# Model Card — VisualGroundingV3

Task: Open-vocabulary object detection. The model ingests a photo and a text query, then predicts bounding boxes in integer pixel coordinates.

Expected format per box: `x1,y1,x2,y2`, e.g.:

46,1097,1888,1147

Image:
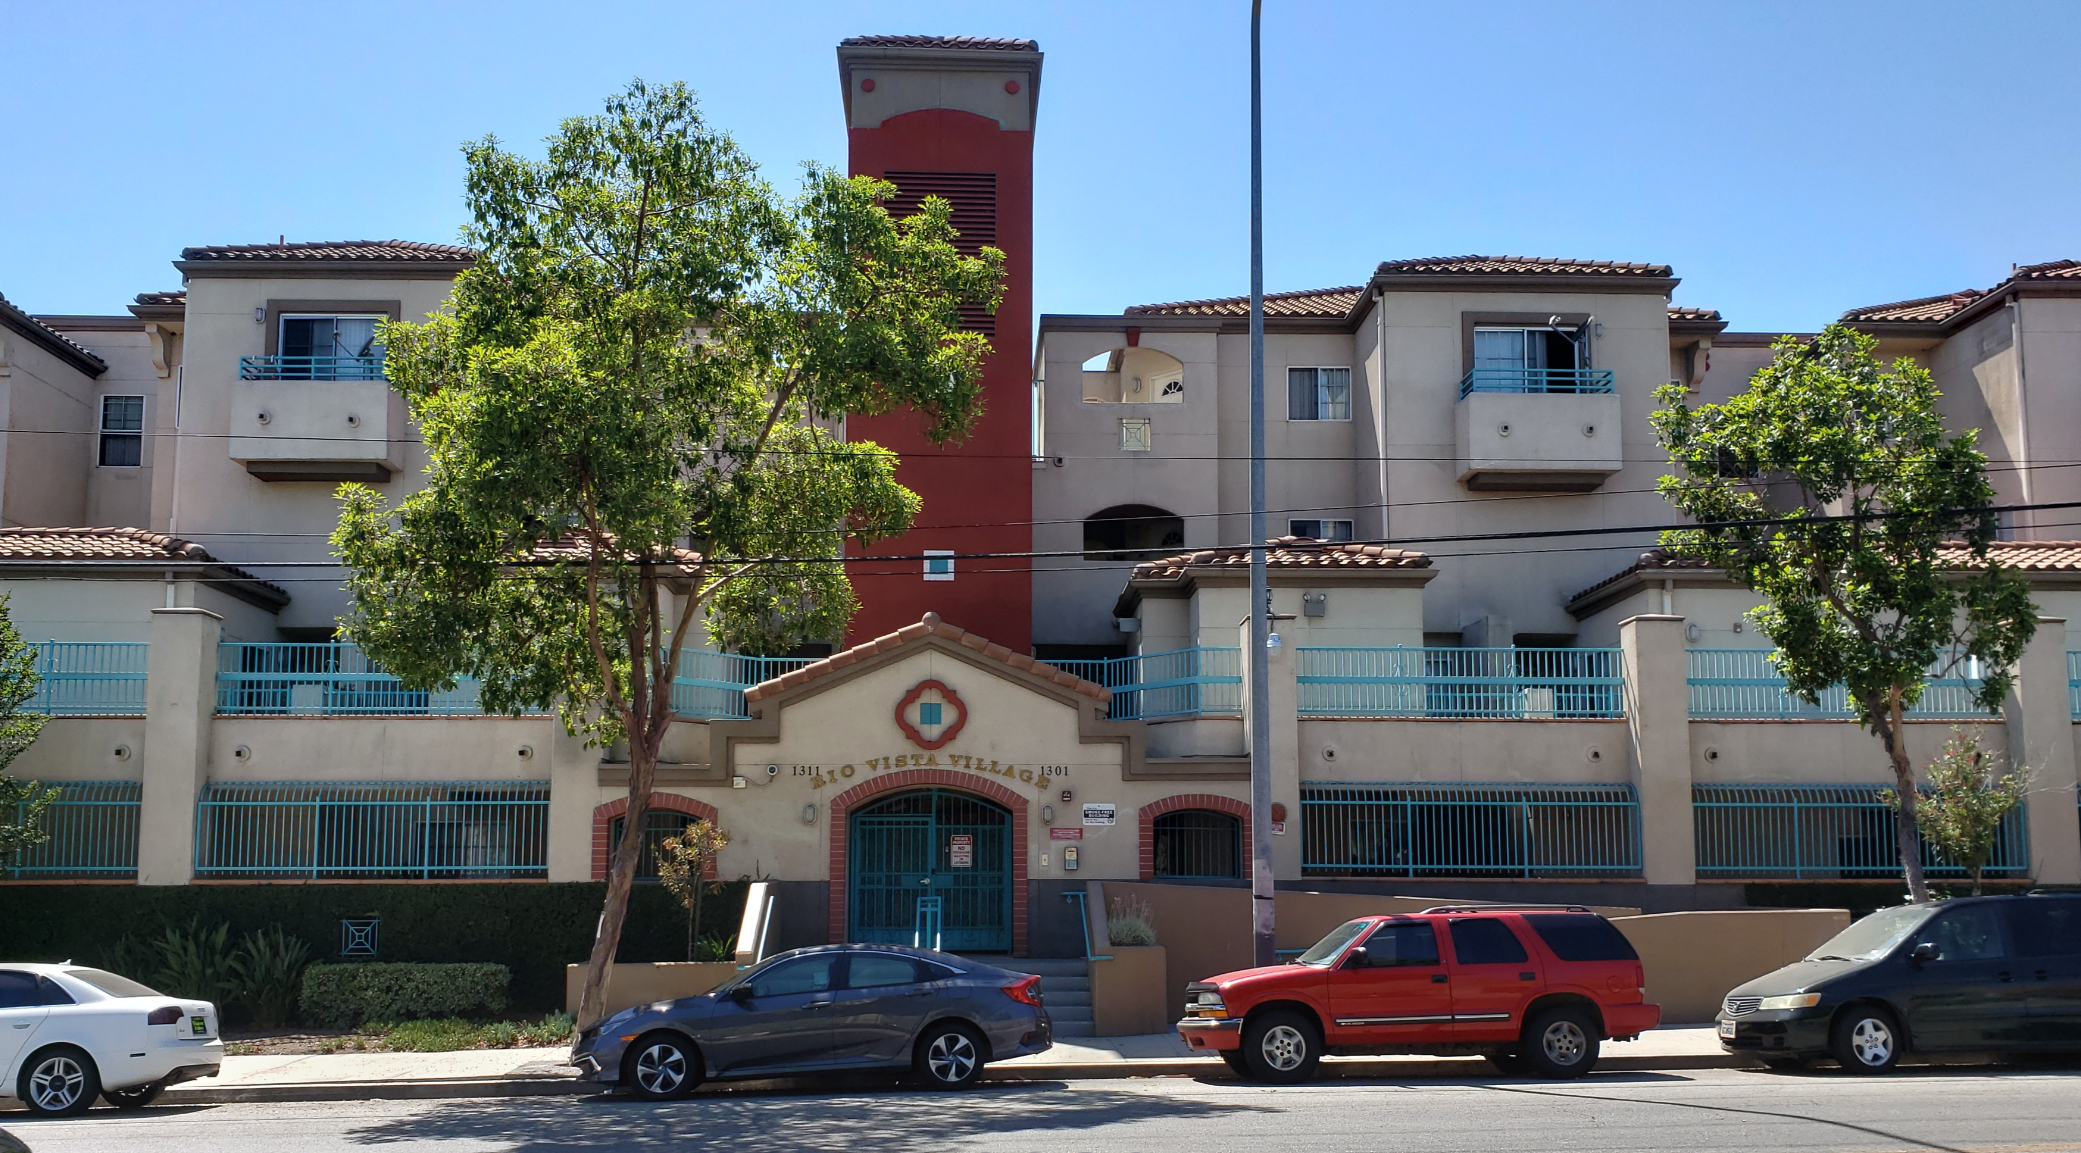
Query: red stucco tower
835,36,1040,651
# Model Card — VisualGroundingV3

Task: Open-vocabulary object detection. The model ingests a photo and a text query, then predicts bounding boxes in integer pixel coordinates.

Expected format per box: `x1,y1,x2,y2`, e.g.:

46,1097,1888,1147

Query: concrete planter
1090,946,1169,1036
564,961,739,1018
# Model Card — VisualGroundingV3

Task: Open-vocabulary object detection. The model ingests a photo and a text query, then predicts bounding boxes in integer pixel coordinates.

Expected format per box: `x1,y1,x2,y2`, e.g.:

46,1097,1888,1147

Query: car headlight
1758,993,1822,1011
1192,990,1227,1017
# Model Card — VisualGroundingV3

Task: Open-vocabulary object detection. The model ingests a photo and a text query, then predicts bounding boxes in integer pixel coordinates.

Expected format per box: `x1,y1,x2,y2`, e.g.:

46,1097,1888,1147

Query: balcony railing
1687,648,1995,719
672,650,819,718
1457,367,1615,399
217,643,531,716
193,780,549,879
1693,783,2029,879
1301,782,1642,878
238,354,386,382
4,781,141,879
1049,647,1241,721
1297,647,1625,719
27,642,148,716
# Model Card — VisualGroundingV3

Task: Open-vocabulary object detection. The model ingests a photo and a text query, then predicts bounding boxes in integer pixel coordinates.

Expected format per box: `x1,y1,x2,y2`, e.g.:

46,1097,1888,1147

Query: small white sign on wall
1082,803,1116,827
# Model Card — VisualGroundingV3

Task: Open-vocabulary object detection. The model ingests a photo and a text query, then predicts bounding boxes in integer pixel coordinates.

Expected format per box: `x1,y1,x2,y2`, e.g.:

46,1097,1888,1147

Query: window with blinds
882,171,998,334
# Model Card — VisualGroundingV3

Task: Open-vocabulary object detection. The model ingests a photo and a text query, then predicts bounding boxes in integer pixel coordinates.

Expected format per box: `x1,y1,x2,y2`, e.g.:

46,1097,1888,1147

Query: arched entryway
847,788,1013,953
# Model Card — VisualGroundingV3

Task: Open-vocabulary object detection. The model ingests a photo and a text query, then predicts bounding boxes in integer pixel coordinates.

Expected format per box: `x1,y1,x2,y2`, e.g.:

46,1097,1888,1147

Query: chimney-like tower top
836,35,1044,131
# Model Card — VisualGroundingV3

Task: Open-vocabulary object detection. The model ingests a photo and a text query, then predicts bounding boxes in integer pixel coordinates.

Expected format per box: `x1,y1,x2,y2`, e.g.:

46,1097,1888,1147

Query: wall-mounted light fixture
800,804,817,825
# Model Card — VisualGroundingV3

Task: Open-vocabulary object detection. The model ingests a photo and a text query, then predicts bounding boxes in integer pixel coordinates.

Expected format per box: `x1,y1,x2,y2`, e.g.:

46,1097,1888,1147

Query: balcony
1297,646,1625,718
1454,371,1622,493
229,359,406,482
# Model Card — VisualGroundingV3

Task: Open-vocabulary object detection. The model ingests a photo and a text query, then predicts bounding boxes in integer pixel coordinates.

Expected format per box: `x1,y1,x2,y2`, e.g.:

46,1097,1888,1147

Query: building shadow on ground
345,1081,1276,1152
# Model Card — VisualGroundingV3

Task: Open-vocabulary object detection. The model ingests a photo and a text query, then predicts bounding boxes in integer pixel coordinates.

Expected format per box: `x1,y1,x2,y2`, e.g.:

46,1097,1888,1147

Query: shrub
233,927,313,1029
154,919,241,1005
300,963,510,1029
1107,894,1157,947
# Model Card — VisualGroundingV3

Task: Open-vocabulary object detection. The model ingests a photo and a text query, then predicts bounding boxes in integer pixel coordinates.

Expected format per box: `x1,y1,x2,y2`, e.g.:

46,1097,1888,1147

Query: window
1119,417,1151,451
845,953,921,989
66,968,159,999
1449,919,1530,966
278,315,384,379
1081,347,1184,404
923,550,954,582
2004,898,2081,958
1152,809,1242,879
1521,914,1639,962
1471,326,1585,392
746,954,837,999
0,971,40,1009
1287,519,1353,543
1084,504,1184,561
99,395,144,467
1916,906,2006,962
1357,920,1439,966
1286,367,1350,421
609,811,701,881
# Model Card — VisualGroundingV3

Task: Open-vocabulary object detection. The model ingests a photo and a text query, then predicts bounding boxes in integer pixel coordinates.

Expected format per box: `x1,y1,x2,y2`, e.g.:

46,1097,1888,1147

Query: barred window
1152,809,1242,879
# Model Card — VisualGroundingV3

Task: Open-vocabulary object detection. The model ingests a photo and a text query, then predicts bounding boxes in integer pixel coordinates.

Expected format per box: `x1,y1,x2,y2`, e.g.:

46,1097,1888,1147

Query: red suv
1177,906,1660,1081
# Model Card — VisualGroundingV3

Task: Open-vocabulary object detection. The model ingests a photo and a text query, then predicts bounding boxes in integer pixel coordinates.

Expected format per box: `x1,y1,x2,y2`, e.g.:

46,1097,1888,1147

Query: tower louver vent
883,171,998,335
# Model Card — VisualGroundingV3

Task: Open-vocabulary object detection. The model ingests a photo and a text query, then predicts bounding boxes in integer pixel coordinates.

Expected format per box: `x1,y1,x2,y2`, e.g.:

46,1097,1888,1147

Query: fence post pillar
544,721,598,882
1240,620,1301,880
137,607,221,885
1620,614,1694,888
2006,616,2081,885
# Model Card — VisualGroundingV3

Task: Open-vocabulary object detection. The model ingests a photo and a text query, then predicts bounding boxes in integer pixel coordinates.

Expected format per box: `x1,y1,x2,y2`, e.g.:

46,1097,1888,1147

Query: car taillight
1635,963,1646,990
147,1006,183,1026
1003,975,1043,1006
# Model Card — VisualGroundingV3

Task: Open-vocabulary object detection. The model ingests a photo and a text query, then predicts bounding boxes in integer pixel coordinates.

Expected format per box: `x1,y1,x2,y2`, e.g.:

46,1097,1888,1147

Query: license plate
192,1017,208,1036
1718,1019,1736,1039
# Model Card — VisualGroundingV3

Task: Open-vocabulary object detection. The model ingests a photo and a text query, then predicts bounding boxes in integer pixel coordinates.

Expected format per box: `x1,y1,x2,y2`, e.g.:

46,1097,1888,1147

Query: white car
0,964,222,1115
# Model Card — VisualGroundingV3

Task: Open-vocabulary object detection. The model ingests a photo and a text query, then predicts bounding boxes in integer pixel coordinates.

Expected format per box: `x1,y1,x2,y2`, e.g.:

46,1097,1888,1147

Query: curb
154,1052,1755,1104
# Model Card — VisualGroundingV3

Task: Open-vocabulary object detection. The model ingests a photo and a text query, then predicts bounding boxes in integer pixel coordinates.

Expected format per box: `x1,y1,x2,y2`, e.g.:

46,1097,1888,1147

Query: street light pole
1247,0,1276,968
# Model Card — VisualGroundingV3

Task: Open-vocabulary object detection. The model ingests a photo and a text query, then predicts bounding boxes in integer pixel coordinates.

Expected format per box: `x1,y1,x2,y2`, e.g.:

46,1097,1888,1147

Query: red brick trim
826,770,1029,956
592,794,721,881
1138,794,1252,881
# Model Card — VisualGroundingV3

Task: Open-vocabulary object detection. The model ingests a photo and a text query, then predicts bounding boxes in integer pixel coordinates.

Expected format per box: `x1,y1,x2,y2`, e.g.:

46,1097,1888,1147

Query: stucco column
2005,616,2081,885
544,720,600,883
1239,619,1301,880
1619,614,1694,887
137,607,221,885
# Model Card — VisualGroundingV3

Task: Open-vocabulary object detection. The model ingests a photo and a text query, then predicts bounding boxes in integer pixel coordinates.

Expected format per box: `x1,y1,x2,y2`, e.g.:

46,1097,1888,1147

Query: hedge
301,962,510,1028
0,881,749,1012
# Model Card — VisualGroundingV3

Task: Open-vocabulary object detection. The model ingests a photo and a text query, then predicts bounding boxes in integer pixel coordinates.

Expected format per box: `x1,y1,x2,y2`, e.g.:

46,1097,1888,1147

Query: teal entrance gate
848,788,1011,953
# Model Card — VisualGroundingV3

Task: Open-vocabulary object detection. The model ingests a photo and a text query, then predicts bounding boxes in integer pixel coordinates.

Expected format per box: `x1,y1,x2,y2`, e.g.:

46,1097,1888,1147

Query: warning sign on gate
949,834,973,868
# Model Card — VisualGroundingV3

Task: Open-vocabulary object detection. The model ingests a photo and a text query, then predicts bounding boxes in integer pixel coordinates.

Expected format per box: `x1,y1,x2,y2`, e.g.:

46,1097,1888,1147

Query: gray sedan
570,945,1052,1096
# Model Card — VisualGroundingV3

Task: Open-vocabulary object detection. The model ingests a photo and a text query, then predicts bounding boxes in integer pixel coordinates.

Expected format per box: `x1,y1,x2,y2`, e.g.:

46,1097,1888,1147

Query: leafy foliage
232,926,315,1029
1653,323,2038,901
1885,728,2028,897
656,818,730,961
0,592,52,858
300,963,511,1030
1107,894,1157,947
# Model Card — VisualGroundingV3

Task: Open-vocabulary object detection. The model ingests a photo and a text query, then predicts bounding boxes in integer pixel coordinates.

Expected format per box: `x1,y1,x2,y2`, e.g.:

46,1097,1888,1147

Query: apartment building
0,35,2077,962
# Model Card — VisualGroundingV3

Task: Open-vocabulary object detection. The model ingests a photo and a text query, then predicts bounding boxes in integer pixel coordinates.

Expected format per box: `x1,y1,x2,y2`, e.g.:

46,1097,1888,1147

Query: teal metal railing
671,650,817,718
216,643,525,715
238,354,385,381
1301,782,1642,878
1297,646,1625,718
2068,651,2080,719
193,780,549,879
1688,648,1995,719
27,642,148,716
1694,783,2029,879
4,781,140,879
1457,367,1615,399
1050,647,1241,720
1063,889,1111,961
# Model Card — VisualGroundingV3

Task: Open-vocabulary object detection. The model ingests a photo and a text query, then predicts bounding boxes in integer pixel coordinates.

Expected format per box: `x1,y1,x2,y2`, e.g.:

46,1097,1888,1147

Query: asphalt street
7,1066,2081,1153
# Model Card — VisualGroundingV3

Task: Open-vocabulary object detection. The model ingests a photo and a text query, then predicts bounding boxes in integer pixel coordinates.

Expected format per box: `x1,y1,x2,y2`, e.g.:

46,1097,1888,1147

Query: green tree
1653,323,2038,903
0,592,54,860
1886,728,2028,897
656,818,730,962
331,80,1003,1027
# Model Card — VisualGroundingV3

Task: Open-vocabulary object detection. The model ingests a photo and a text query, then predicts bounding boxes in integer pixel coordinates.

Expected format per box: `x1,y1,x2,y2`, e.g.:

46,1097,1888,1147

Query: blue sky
4,1,2077,331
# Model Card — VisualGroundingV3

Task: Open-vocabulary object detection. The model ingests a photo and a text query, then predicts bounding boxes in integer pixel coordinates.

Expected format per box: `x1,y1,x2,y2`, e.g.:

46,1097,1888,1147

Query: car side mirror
1909,942,1938,966
1343,947,1370,969
729,983,755,1002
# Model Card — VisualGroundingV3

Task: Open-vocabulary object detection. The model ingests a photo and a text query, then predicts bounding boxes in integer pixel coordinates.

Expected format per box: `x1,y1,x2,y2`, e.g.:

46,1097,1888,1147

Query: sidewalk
136,1025,1743,1104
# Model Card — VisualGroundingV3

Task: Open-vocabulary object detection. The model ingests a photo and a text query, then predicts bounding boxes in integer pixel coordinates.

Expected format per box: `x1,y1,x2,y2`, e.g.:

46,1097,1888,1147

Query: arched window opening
1081,347,1184,404
1153,809,1243,879
1084,504,1185,561
610,810,701,882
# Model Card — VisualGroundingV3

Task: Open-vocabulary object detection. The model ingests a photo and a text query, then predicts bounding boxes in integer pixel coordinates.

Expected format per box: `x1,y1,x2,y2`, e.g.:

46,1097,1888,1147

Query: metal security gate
848,789,1011,952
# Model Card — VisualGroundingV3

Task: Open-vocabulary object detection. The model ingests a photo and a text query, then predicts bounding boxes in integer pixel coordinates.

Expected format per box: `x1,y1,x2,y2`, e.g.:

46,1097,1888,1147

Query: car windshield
1806,905,1935,962
1295,920,1372,966
65,968,161,998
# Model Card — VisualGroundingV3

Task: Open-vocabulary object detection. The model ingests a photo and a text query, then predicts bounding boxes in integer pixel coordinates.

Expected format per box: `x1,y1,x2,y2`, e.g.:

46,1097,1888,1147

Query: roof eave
0,300,107,378
1367,272,1681,297
173,258,475,281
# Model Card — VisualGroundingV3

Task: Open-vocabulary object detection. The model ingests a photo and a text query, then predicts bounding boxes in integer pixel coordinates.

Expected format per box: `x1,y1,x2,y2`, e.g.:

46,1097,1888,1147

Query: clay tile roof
0,527,216,562
133,290,186,306
1939,540,2081,571
1129,536,1433,581
178,240,476,263
2013,259,2081,281
743,612,1107,704
526,532,701,574
0,293,107,376
1668,305,1722,322
1840,289,1986,324
1123,285,1363,319
1374,255,1674,278
1566,549,1721,607
839,34,1040,50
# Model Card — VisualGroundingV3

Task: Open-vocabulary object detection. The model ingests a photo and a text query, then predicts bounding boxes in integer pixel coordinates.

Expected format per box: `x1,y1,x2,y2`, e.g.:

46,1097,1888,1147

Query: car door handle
1519,972,1537,982
2035,970,2050,981
905,989,933,997
808,999,833,1009
1430,974,1449,984
1997,971,2013,983
10,1023,29,1029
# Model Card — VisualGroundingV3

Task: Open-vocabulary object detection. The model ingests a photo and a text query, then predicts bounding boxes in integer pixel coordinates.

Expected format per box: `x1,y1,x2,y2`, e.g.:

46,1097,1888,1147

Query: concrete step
1046,990,1092,1008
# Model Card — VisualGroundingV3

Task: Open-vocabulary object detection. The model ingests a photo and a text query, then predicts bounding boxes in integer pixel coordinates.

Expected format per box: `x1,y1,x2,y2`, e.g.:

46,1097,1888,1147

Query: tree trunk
692,881,705,960
1872,693,1932,904
575,743,657,1030
1970,863,1984,898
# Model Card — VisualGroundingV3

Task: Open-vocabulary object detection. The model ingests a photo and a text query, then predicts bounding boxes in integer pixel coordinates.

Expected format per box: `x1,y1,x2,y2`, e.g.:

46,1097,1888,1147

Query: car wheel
1219,1050,1251,1077
1830,1007,1901,1074
1485,1049,1531,1077
622,1032,700,1100
104,1080,165,1109
1520,1006,1600,1080
914,1022,986,1090
18,1046,101,1117
1763,1057,1812,1073
1241,1010,1321,1084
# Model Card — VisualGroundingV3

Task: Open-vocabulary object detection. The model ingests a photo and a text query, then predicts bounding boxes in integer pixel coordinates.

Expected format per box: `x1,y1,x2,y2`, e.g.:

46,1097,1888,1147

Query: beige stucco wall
9,717,146,782
0,578,278,643
1689,719,2004,784
1298,718,1632,783
0,331,97,529
1613,908,1850,1024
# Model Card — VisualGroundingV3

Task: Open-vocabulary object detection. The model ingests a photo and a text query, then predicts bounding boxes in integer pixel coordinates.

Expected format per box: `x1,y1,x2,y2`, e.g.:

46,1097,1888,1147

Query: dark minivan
1718,894,2081,1071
